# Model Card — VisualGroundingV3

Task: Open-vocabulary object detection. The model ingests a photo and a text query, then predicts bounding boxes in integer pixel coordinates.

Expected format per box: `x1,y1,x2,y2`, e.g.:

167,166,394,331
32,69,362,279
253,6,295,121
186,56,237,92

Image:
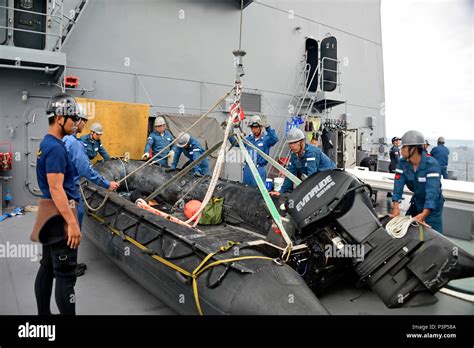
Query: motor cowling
286,170,474,308
285,169,373,239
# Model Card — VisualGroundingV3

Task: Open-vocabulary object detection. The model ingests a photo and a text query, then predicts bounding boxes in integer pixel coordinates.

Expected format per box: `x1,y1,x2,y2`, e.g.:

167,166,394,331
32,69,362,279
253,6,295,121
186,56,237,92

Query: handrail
0,64,61,73
294,60,320,121
0,5,63,19
0,25,61,38
0,1,65,52
270,61,311,170
321,56,342,90
272,60,320,164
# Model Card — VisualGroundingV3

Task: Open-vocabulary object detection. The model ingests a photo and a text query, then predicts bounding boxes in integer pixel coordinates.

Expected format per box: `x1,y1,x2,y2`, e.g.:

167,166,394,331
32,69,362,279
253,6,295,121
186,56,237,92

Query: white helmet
247,115,263,127
154,116,166,127
177,133,190,148
77,104,88,120
401,130,424,146
90,122,103,135
286,128,305,143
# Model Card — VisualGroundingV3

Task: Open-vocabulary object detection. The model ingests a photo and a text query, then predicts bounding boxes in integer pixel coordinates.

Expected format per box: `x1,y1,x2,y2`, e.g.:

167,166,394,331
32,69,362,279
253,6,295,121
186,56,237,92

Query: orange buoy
184,200,202,221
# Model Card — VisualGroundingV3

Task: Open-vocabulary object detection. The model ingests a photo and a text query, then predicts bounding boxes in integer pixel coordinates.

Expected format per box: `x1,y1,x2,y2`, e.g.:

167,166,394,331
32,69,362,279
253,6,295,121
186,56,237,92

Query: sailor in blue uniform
35,93,82,315
389,136,401,173
390,130,445,233
229,115,278,187
270,128,336,195
430,136,449,179
170,133,210,176
80,122,110,161
142,116,174,166
63,111,119,227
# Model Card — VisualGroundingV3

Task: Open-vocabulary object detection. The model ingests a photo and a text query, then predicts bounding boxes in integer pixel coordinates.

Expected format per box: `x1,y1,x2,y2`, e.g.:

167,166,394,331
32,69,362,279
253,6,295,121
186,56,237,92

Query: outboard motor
286,170,474,308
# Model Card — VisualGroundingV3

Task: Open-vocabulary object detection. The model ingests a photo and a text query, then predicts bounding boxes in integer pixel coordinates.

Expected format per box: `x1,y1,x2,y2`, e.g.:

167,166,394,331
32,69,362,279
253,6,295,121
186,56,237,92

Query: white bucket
273,177,284,192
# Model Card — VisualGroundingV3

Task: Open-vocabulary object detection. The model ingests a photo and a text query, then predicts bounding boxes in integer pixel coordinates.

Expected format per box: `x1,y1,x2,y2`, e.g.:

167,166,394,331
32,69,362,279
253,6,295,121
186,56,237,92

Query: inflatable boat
80,159,474,314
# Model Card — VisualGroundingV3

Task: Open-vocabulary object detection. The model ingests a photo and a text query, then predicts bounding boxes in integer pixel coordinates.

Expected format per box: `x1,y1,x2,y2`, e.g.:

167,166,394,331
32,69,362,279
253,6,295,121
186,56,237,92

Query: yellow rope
88,214,274,315
192,254,274,315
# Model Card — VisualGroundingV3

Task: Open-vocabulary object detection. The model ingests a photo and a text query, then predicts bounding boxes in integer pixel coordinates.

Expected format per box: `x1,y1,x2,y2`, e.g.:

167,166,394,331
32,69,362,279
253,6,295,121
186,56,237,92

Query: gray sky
381,0,473,141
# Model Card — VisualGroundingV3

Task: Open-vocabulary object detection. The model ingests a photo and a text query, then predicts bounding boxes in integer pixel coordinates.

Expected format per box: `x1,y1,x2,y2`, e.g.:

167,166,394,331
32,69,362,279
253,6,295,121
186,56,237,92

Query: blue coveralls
64,135,111,227
389,146,400,173
79,134,110,161
280,143,336,193
229,127,279,187
430,144,449,179
392,154,444,233
170,137,210,176
144,130,174,166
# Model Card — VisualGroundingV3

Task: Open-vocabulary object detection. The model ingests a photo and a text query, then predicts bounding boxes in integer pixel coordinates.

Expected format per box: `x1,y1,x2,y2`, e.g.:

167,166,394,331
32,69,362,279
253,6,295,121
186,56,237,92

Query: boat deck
1,211,472,315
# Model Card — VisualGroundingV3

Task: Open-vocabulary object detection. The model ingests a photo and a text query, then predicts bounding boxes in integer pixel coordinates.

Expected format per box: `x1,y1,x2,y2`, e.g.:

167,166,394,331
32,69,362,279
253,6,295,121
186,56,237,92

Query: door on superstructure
26,105,48,197
13,0,47,49
320,36,337,92
305,38,319,92
343,130,357,169
0,0,7,45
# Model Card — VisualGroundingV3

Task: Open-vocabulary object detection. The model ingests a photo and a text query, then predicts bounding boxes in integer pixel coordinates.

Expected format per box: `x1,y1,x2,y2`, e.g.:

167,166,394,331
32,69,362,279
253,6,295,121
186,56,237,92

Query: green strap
234,133,289,242
145,141,223,203
240,135,301,187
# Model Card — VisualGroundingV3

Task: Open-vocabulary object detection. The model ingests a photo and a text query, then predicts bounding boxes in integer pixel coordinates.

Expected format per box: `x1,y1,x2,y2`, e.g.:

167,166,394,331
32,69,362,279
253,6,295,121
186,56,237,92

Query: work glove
142,153,150,160
167,150,175,167
193,172,203,178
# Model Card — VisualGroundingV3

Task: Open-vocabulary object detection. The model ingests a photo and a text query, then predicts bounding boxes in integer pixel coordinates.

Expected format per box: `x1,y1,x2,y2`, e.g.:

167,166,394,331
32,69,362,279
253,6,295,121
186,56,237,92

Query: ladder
59,0,88,47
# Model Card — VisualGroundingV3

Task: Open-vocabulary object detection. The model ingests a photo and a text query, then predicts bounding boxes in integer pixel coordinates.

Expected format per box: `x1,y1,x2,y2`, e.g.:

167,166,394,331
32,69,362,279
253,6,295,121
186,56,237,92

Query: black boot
75,263,87,277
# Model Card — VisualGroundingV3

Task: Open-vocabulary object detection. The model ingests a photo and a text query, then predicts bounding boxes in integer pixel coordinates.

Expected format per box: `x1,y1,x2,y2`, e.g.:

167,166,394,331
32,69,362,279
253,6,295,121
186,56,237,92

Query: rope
240,135,301,186
135,198,200,231
185,87,242,226
386,216,419,239
80,183,111,212
80,88,234,212
234,132,293,260
150,153,171,165
120,87,234,184
185,113,234,226
172,175,207,211
118,158,129,193
88,212,273,315
145,141,223,203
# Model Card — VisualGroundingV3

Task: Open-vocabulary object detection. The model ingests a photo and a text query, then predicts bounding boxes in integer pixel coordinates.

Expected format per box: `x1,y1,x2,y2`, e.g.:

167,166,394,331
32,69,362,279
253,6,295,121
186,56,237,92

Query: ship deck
1,210,472,315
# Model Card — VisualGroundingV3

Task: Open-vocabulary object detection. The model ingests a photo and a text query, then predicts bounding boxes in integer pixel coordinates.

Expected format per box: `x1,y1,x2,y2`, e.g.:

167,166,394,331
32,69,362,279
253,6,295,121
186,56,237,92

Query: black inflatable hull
82,160,329,315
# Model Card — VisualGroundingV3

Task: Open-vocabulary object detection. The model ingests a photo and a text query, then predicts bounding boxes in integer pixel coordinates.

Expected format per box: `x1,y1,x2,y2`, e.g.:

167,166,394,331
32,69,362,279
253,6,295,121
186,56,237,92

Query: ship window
20,0,33,10
240,92,261,113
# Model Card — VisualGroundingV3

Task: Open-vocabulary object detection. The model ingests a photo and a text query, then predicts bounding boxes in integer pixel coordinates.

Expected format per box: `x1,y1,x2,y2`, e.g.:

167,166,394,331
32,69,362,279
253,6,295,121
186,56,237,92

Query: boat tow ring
273,258,284,266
